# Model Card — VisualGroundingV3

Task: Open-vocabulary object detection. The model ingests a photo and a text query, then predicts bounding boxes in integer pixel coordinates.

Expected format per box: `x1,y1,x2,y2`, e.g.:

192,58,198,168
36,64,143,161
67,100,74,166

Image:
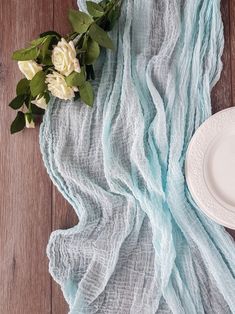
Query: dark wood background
0,0,234,313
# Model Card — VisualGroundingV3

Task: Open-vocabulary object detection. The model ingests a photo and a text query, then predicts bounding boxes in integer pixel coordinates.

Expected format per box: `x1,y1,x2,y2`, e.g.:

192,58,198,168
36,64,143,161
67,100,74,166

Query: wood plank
211,0,232,113
52,1,79,313
0,0,53,313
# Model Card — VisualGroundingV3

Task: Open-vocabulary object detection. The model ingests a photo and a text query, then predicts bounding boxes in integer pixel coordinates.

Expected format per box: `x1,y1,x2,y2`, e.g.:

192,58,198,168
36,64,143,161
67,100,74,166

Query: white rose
31,95,48,110
52,38,81,77
46,71,78,100
25,114,35,128
18,60,42,80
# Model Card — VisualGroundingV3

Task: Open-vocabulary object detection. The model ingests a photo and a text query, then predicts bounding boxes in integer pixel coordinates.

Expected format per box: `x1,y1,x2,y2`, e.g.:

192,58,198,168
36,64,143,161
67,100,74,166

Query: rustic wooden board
0,0,53,313
211,0,232,113
0,0,234,313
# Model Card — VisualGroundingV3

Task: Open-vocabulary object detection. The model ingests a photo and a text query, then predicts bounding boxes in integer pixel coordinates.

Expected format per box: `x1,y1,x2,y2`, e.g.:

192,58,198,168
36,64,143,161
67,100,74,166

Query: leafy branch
9,0,122,134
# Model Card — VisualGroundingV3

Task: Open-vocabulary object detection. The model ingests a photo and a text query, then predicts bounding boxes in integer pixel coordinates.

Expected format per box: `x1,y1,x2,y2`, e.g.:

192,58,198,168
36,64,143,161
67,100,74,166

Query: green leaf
40,54,53,66
107,5,121,30
80,81,94,107
65,70,86,87
82,36,88,50
40,32,61,48
24,95,31,108
43,92,50,103
85,38,100,64
89,23,114,50
10,111,26,134
36,36,53,65
30,36,48,47
30,71,47,97
12,46,39,61
86,1,104,17
16,78,30,95
31,103,45,115
41,36,53,59
86,64,95,80
34,36,53,64
98,0,109,9
9,95,25,110
40,31,61,39
68,9,93,34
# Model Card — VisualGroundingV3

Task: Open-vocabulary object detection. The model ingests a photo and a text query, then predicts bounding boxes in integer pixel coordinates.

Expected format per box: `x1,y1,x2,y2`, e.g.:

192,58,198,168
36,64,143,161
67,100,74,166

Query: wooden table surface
0,0,234,313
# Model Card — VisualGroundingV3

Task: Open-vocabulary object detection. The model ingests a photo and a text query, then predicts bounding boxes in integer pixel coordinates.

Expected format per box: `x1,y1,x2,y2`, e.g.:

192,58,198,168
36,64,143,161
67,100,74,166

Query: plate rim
185,107,235,230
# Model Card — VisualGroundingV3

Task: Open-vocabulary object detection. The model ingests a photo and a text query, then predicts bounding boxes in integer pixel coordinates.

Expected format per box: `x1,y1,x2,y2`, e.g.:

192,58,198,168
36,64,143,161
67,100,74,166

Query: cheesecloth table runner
40,0,235,313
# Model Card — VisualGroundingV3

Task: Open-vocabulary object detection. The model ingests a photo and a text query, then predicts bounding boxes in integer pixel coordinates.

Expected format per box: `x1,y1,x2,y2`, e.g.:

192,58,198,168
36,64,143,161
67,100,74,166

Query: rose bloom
18,60,42,80
46,71,78,100
31,95,47,110
52,38,81,77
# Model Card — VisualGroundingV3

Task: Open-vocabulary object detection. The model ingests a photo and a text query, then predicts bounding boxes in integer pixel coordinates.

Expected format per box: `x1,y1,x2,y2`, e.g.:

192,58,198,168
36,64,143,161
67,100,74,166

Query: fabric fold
40,0,235,313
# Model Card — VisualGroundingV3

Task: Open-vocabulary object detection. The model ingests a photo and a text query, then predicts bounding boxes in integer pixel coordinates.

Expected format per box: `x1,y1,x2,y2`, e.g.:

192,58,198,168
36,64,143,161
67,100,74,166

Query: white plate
185,107,235,229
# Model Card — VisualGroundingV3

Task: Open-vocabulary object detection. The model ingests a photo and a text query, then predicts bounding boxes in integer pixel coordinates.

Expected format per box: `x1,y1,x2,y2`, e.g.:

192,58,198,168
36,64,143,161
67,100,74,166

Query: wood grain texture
0,0,53,313
211,0,232,113
0,0,234,313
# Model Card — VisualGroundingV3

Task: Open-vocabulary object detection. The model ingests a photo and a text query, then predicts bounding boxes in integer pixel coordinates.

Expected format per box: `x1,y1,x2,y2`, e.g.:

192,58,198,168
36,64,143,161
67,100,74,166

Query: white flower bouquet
9,0,122,133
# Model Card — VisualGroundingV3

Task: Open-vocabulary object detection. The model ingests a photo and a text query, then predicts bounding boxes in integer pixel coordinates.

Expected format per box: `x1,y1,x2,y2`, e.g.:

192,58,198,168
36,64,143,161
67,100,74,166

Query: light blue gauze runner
40,0,235,313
